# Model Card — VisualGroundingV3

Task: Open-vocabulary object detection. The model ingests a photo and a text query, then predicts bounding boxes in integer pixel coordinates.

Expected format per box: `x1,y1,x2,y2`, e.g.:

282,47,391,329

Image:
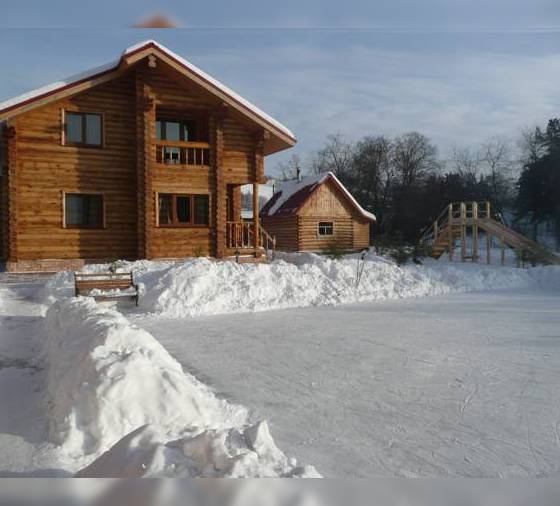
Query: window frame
155,118,199,143
62,191,106,230
156,192,210,228
62,109,104,148
317,221,334,237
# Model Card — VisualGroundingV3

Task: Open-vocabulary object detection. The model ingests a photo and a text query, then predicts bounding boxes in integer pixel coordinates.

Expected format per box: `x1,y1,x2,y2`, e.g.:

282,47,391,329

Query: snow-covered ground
1,253,559,477
0,281,68,476
133,288,560,477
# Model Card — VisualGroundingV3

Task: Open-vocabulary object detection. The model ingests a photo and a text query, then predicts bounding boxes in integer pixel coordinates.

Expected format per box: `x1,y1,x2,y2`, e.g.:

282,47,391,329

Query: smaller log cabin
260,172,376,252
0,40,296,271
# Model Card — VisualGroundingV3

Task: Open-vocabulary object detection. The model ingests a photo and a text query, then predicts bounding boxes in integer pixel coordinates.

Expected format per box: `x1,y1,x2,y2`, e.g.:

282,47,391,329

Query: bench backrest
74,272,136,294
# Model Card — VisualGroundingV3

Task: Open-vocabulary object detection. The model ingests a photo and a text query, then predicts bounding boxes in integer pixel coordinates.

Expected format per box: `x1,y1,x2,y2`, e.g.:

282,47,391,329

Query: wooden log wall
3,58,269,268
260,215,299,251
11,76,138,262
352,220,371,250
262,178,371,252
0,123,9,259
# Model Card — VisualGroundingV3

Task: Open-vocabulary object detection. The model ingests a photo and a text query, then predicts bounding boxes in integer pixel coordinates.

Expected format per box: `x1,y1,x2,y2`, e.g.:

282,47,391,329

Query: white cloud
194,41,560,172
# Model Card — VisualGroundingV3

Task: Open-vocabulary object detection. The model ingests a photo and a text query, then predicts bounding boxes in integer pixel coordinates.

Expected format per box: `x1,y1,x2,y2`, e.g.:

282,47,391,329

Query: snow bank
42,254,560,319
76,422,319,478
44,297,317,477
132,254,560,318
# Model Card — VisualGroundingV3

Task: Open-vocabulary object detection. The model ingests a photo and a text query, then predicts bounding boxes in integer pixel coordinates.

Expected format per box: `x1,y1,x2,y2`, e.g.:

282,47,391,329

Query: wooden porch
226,221,276,260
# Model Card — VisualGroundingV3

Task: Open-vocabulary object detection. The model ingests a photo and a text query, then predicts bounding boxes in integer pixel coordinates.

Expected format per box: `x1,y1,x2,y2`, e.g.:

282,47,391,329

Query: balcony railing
155,140,210,166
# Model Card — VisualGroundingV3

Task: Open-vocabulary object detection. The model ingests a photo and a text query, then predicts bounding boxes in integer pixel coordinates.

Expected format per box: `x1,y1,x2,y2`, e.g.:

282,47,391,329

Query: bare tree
274,154,302,182
312,134,354,179
392,132,438,191
450,147,480,184
480,137,515,211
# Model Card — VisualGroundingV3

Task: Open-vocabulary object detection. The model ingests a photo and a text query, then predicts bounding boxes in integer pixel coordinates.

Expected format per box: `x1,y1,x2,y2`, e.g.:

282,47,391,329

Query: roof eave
0,41,297,154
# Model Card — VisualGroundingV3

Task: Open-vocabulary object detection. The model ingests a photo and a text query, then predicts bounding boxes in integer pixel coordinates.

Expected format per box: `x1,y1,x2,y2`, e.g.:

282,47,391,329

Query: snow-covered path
134,287,560,478
0,281,67,476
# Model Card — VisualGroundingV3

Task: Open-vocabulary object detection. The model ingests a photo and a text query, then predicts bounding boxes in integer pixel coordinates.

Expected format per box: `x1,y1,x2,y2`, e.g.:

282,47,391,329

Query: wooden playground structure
421,202,559,266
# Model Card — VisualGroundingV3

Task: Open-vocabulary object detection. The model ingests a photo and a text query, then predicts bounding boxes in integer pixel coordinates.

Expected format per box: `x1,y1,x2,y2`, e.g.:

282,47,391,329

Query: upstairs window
318,222,334,236
156,119,198,142
65,111,103,147
64,193,104,229
158,193,209,227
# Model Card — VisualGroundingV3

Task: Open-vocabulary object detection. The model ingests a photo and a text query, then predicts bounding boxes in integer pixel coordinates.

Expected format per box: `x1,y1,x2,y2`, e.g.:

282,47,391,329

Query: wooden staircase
226,221,277,263
420,202,560,265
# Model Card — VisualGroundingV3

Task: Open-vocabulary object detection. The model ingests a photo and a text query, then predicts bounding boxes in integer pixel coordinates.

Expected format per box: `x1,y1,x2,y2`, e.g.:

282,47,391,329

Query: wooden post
460,203,467,262
448,204,454,261
6,120,18,266
486,233,491,264
135,72,155,259
253,182,260,254
472,201,479,262
501,236,506,266
485,201,491,219
253,133,265,257
211,110,226,258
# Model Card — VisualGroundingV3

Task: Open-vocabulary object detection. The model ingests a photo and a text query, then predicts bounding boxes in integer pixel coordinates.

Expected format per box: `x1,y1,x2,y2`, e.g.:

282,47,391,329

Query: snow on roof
126,41,295,141
260,172,376,221
0,59,119,115
0,40,296,143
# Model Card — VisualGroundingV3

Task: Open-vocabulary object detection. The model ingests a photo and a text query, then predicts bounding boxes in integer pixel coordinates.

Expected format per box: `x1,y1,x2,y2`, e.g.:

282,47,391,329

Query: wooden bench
74,272,139,306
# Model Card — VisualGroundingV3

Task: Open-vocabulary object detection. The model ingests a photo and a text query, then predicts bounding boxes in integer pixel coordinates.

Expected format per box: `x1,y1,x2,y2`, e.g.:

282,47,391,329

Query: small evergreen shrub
389,245,414,266
323,242,346,260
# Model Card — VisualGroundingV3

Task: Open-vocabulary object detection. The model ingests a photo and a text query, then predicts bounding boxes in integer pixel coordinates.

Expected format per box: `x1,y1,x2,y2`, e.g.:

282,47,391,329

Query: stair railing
420,203,452,245
259,225,276,262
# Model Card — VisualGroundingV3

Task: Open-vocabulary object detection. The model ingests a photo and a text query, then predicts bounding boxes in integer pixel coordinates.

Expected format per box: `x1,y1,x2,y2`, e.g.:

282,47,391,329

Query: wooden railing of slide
420,202,559,265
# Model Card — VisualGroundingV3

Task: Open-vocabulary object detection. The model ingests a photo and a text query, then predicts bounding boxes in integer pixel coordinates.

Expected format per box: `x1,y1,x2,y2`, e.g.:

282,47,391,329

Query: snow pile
131,254,560,318
76,422,319,478
44,297,317,477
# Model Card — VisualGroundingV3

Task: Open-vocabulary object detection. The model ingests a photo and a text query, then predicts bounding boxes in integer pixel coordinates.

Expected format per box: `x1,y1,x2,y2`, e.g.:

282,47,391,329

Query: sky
1,1,559,174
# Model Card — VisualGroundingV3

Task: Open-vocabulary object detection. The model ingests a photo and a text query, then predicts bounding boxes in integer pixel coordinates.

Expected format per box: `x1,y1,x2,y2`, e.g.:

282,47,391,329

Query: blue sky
1,1,559,173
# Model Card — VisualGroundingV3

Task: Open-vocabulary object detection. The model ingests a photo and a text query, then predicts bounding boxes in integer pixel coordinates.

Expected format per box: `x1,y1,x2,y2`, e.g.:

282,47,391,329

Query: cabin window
64,193,104,229
156,119,198,142
318,222,334,236
158,193,209,227
64,112,103,147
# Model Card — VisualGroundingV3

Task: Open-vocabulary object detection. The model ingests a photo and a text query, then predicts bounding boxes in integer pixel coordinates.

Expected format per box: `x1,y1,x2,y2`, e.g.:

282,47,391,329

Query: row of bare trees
276,132,520,242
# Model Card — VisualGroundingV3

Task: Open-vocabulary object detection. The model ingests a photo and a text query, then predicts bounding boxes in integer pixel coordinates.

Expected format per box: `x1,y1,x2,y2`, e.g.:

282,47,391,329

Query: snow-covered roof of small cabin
260,172,376,221
0,40,296,146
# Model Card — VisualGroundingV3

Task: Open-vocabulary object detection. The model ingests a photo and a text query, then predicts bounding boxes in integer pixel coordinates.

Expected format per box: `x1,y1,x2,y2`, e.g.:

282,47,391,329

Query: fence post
448,204,454,261
460,203,467,262
472,202,479,262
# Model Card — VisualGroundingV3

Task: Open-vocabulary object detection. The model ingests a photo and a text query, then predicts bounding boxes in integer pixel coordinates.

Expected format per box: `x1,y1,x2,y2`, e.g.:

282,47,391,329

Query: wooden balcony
155,140,210,167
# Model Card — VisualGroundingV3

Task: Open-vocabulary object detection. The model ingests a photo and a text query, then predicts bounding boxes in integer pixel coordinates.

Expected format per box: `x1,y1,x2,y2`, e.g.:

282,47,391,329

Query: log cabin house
0,40,296,272
260,172,376,252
